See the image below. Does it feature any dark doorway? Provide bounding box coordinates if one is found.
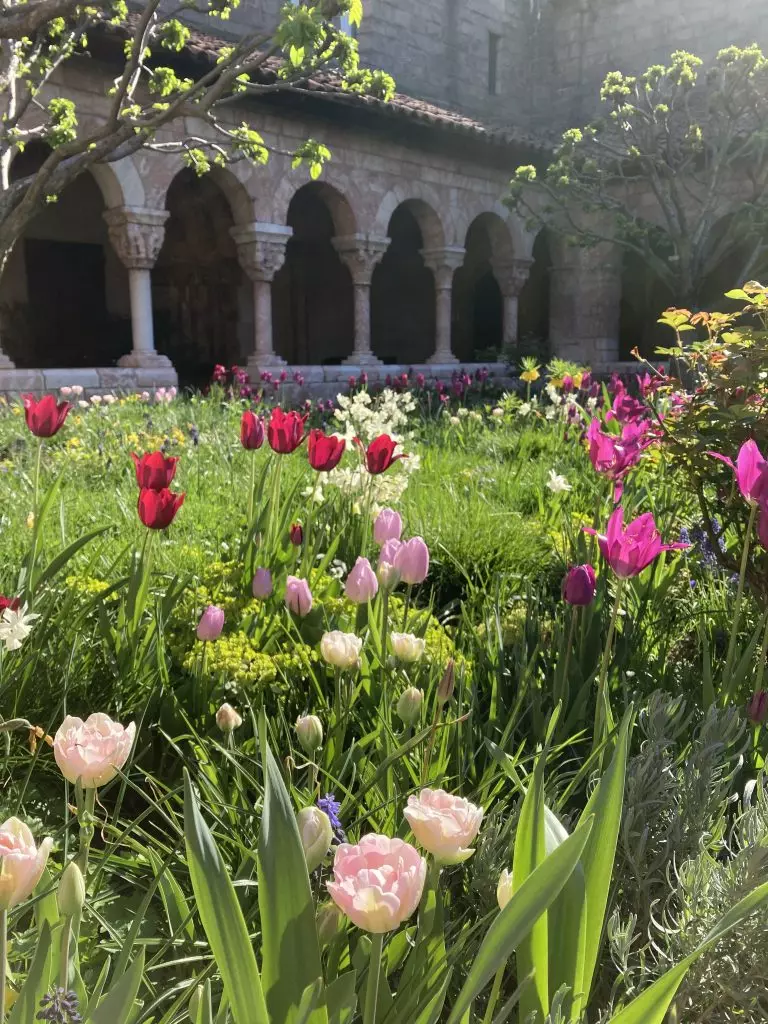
[517,230,551,358]
[453,216,504,362]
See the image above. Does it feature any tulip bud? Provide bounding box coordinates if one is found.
[497,868,513,910]
[390,632,425,663]
[747,690,768,725]
[394,536,430,585]
[289,522,303,546]
[373,508,402,545]
[297,807,333,873]
[397,686,423,726]
[296,714,323,753]
[196,605,224,641]
[345,557,379,604]
[377,561,401,591]
[216,703,243,733]
[561,564,597,607]
[252,568,273,599]
[316,901,345,945]
[437,659,455,704]
[57,861,86,918]
[285,576,313,616]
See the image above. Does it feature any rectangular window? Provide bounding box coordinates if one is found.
[488,32,500,95]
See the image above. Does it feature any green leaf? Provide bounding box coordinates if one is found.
[325,972,357,1024]
[544,808,587,1021]
[183,770,268,1024]
[35,525,110,588]
[258,714,326,1024]
[89,948,145,1024]
[446,817,594,1024]
[9,920,53,1024]
[148,847,195,941]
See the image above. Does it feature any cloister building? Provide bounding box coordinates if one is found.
[0,0,764,393]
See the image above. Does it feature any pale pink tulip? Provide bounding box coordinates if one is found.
[0,818,53,910]
[196,605,224,641]
[285,575,313,616]
[404,788,483,864]
[327,834,426,933]
[54,713,136,788]
[373,508,403,545]
[394,537,429,585]
[345,557,379,604]
[378,538,402,568]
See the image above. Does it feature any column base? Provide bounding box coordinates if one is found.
[0,352,15,369]
[247,353,287,378]
[426,352,459,366]
[343,352,382,367]
[118,351,174,369]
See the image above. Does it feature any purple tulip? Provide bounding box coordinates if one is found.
[709,440,768,506]
[584,507,688,579]
[373,508,403,545]
[285,575,313,616]
[747,690,768,724]
[252,568,273,599]
[344,557,379,604]
[197,605,224,641]
[394,536,430,585]
[561,564,597,606]
[378,538,402,568]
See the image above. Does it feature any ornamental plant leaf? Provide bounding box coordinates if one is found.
[89,948,145,1024]
[8,919,52,1024]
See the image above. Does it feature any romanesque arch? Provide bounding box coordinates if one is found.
[452,212,513,361]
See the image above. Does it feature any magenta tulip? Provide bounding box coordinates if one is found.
[584,507,687,579]
[344,557,379,603]
[252,568,273,599]
[708,439,768,506]
[586,419,656,499]
[394,537,430,585]
[373,508,403,545]
[197,605,224,641]
[561,564,596,605]
[285,575,313,616]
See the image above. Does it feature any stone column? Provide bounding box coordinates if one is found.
[333,234,390,366]
[492,257,533,350]
[230,222,293,376]
[103,207,171,368]
[421,246,466,365]
[549,236,621,367]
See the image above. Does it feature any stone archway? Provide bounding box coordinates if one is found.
[272,182,356,364]
[452,214,509,361]
[518,229,551,357]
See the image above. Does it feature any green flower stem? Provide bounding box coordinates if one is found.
[402,586,412,631]
[363,932,384,1024]
[247,450,257,525]
[76,787,97,878]
[59,915,73,991]
[594,577,625,749]
[724,502,758,701]
[555,605,579,710]
[482,964,505,1024]
[0,909,7,1023]
[757,614,768,695]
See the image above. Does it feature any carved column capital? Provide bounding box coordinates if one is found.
[103,207,169,270]
[421,245,466,289]
[492,257,534,297]
[333,234,390,285]
[230,222,293,282]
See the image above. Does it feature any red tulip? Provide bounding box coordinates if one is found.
[267,407,306,454]
[240,410,265,450]
[137,487,185,530]
[355,434,406,475]
[308,429,345,472]
[289,522,303,546]
[22,394,71,438]
[0,596,20,613]
[130,451,178,491]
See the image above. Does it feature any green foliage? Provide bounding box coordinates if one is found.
[45,97,78,146]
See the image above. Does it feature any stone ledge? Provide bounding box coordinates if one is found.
[0,366,178,396]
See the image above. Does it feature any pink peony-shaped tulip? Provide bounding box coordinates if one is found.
[403,788,484,864]
[373,508,402,545]
[345,557,379,604]
[285,575,313,616]
[0,818,53,910]
[327,834,426,933]
[54,713,136,788]
[394,537,429,585]
[709,439,768,506]
[584,506,688,579]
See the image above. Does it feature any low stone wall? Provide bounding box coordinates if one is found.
[0,365,178,396]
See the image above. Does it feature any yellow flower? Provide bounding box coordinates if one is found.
[65,437,81,449]
[126,433,140,447]
[573,372,584,389]
[521,369,540,383]
[26,512,35,529]
[171,428,186,445]
[11,406,21,416]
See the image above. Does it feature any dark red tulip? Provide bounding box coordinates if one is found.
[0,596,20,613]
[22,394,72,438]
[240,410,265,450]
[267,407,307,454]
[747,690,768,725]
[137,487,185,530]
[131,451,178,491]
[561,564,597,606]
[308,429,345,472]
[355,434,406,475]
[289,522,303,546]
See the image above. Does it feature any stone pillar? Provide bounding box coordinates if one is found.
[549,237,621,368]
[492,257,533,349]
[230,222,293,376]
[103,207,171,368]
[421,246,465,365]
[333,234,390,366]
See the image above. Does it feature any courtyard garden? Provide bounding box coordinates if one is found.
[0,287,768,1023]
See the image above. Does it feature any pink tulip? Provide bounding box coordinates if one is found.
[586,419,656,499]
[373,508,402,545]
[403,788,483,864]
[759,506,768,551]
[0,818,53,910]
[345,557,379,604]
[562,564,597,605]
[252,568,273,599]
[394,537,429,585]
[378,538,402,568]
[285,575,313,616]
[54,713,136,788]
[197,605,224,641]
[584,507,688,579]
[708,440,768,506]
[327,834,426,933]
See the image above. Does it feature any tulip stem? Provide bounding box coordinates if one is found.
[594,578,625,750]
[0,909,6,1023]
[724,502,758,702]
[76,787,97,878]
[556,606,579,710]
[247,450,257,526]
[363,932,383,1024]
[59,916,72,991]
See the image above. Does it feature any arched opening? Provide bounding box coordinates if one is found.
[453,215,507,362]
[0,143,130,367]
[272,182,355,364]
[371,200,439,363]
[152,168,247,385]
[618,249,674,361]
[518,229,551,358]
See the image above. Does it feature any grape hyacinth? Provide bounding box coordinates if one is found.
[317,792,346,843]
[37,989,83,1023]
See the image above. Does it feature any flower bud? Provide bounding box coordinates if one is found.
[437,659,455,704]
[497,868,513,910]
[561,564,597,606]
[296,714,323,753]
[196,605,224,641]
[373,508,402,545]
[285,576,313,616]
[57,860,86,918]
[216,703,243,733]
[345,557,378,604]
[297,807,333,873]
[316,901,345,945]
[320,630,362,669]
[252,568,273,599]
[394,537,430,585]
[377,561,401,591]
[289,522,304,546]
[396,686,423,726]
[747,690,768,725]
[391,632,425,663]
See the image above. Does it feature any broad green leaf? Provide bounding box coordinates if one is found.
[90,949,145,1024]
[183,770,268,1024]
[326,972,357,1024]
[446,817,593,1024]
[258,716,326,1024]
[544,808,587,1021]
[608,879,768,1024]
[389,869,449,1023]
[9,920,53,1024]
[296,980,324,1024]
[35,525,110,588]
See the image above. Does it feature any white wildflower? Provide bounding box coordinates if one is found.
[519,402,532,417]
[547,470,572,494]
[0,606,40,652]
